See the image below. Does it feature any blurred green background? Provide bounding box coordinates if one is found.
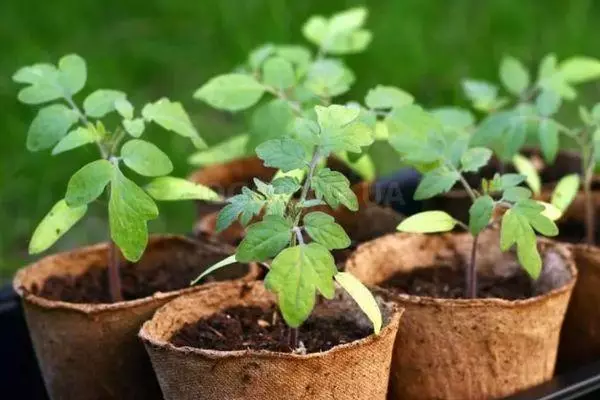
[2,0,600,280]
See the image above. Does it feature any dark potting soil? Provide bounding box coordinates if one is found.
[381,265,534,300]
[31,262,221,304]
[170,305,372,353]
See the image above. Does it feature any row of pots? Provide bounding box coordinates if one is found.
[11,153,600,399]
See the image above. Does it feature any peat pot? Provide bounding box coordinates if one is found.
[345,232,577,400]
[140,280,402,400]
[13,235,259,400]
[558,244,600,369]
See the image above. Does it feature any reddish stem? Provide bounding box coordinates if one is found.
[108,239,123,302]
[288,327,299,350]
[466,234,478,298]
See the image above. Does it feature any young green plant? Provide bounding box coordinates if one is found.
[14,54,219,302]
[192,104,381,349]
[368,100,561,297]
[191,7,377,180]
[462,55,600,243]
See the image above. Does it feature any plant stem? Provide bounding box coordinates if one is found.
[466,234,479,298]
[107,237,123,302]
[582,141,596,245]
[288,327,299,349]
[450,162,479,298]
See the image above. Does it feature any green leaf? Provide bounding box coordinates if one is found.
[503,186,532,202]
[109,168,159,261]
[335,272,382,334]
[272,176,301,195]
[365,85,414,110]
[500,207,544,279]
[57,54,87,95]
[276,46,312,70]
[558,57,600,84]
[29,199,87,254]
[385,104,442,158]
[431,107,475,131]
[248,44,275,70]
[414,168,459,200]
[121,139,173,177]
[248,99,295,151]
[305,59,355,97]
[65,160,114,207]
[142,98,206,148]
[193,73,265,111]
[83,90,126,118]
[52,126,98,155]
[551,174,580,212]
[512,154,542,195]
[537,201,563,221]
[188,134,249,167]
[397,211,457,233]
[265,243,337,327]
[538,119,559,164]
[216,188,265,232]
[13,63,63,104]
[27,104,79,151]
[462,79,498,111]
[304,211,351,250]
[236,215,292,262]
[315,105,373,154]
[256,138,307,172]
[499,56,530,95]
[335,152,377,181]
[311,168,358,211]
[503,173,526,188]
[329,7,368,33]
[191,255,237,285]
[500,208,527,251]
[123,118,145,138]
[461,147,492,172]
[262,56,295,90]
[302,15,328,46]
[538,53,557,82]
[115,97,134,120]
[469,195,494,235]
[145,177,220,201]
[535,91,561,116]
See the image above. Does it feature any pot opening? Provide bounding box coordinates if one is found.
[27,240,252,304]
[169,290,392,354]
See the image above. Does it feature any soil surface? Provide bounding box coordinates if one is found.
[381,265,534,300]
[31,262,221,304]
[170,305,372,353]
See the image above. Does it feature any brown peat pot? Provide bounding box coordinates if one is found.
[345,232,577,400]
[558,244,600,369]
[139,280,402,400]
[13,235,260,400]
[424,149,581,223]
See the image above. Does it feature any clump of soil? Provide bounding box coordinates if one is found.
[31,263,224,304]
[170,305,372,354]
[381,265,534,300]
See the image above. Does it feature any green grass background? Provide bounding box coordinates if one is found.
[1,0,600,280]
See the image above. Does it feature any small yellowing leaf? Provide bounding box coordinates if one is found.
[536,201,562,221]
[335,272,382,334]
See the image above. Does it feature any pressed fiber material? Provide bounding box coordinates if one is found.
[558,244,600,368]
[345,232,577,400]
[140,280,402,400]
[13,235,259,400]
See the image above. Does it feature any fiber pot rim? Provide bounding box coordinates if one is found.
[346,232,578,310]
[13,234,258,316]
[139,281,403,362]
